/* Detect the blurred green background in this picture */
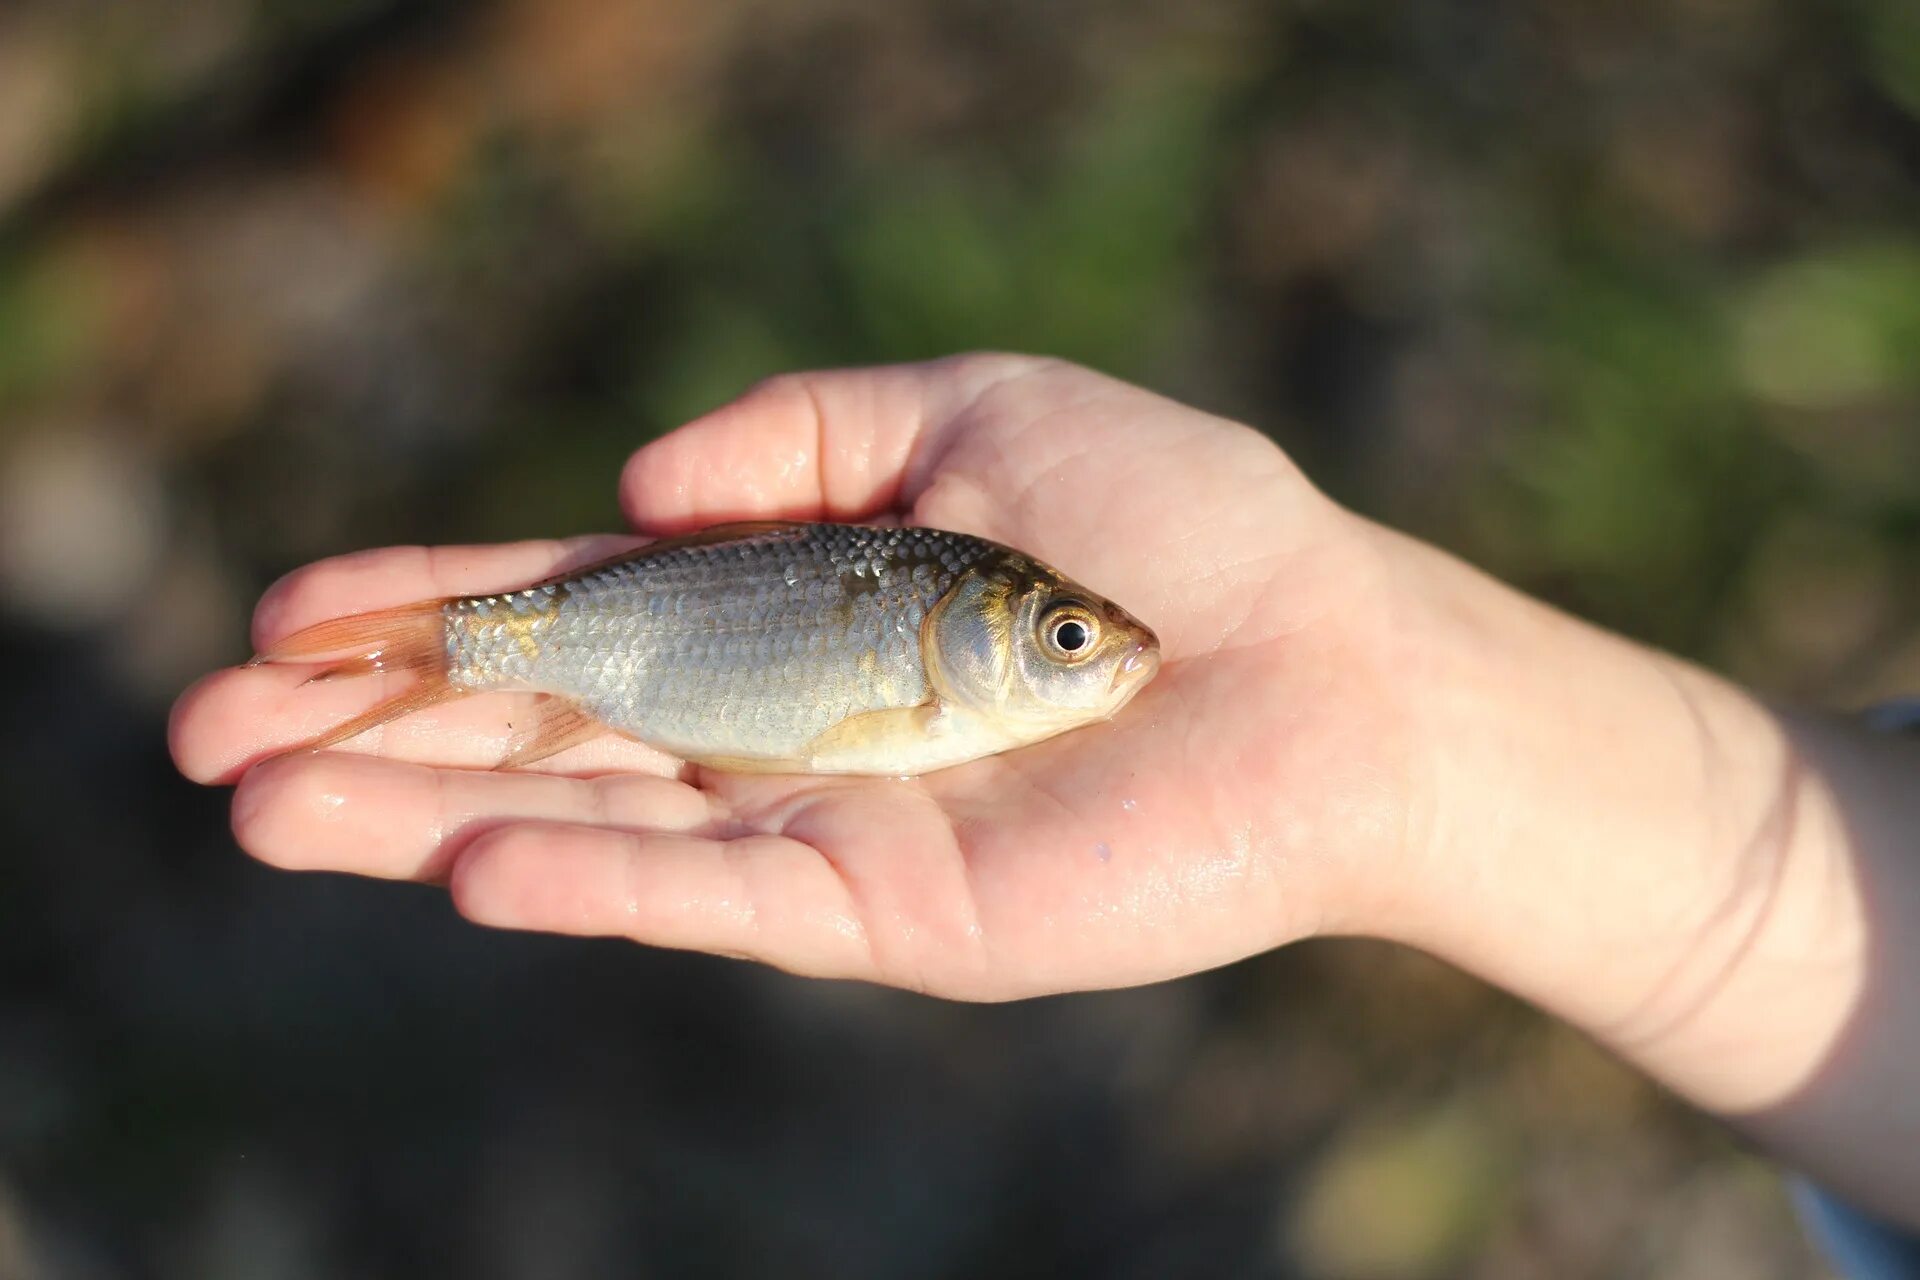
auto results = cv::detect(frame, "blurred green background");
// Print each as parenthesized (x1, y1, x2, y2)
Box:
(3, 0, 1918, 1275)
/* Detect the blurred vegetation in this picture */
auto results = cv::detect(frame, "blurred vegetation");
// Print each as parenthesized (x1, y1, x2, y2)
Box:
(3, 0, 1917, 1275)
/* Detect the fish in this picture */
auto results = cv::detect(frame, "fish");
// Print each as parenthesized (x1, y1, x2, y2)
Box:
(251, 521, 1161, 775)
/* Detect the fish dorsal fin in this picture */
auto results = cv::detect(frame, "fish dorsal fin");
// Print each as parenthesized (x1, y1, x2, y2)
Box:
(528, 521, 814, 589)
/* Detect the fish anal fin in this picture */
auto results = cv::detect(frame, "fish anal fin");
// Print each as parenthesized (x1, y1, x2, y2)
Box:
(496, 699, 608, 771)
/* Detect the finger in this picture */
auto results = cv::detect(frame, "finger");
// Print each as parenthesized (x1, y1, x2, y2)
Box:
(618, 353, 1056, 532)
(449, 822, 876, 980)
(230, 752, 718, 881)
(251, 534, 643, 651)
(170, 663, 680, 784)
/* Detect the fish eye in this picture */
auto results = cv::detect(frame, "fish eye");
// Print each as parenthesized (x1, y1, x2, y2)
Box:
(1040, 605, 1101, 662)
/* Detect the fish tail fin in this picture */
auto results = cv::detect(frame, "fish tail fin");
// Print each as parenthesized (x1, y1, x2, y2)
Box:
(249, 600, 451, 673)
(250, 600, 461, 752)
(296, 678, 464, 752)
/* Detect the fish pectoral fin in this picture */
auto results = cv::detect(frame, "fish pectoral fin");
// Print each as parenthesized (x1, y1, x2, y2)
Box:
(679, 752, 811, 775)
(495, 698, 608, 771)
(800, 702, 946, 771)
(684, 705, 948, 776)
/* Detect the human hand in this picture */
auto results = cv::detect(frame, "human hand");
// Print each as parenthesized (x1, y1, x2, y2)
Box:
(172, 355, 1920, 1221)
(171, 355, 1426, 997)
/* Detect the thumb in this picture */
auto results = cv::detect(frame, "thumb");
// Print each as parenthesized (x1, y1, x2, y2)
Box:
(618, 353, 1054, 533)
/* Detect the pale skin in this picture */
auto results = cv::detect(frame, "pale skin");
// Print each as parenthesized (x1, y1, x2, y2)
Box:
(170, 355, 1920, 1226)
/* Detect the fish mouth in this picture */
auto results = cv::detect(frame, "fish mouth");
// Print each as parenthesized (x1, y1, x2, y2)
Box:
(1110, 641, 1161, 697)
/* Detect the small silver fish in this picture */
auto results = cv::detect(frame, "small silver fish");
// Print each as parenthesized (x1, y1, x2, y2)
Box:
(254, 522, 1160, 775)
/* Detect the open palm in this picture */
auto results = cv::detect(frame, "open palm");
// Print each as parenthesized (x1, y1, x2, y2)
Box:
(172, 355, 1420, 997)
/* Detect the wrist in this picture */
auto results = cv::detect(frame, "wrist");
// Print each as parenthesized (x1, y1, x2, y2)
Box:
(1362, 525, 1867, 1113)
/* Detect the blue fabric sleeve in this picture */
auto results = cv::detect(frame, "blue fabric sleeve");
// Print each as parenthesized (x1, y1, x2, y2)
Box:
(1789, 699, 1920, 1278)
(1792, 1183, 1920, 1280)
